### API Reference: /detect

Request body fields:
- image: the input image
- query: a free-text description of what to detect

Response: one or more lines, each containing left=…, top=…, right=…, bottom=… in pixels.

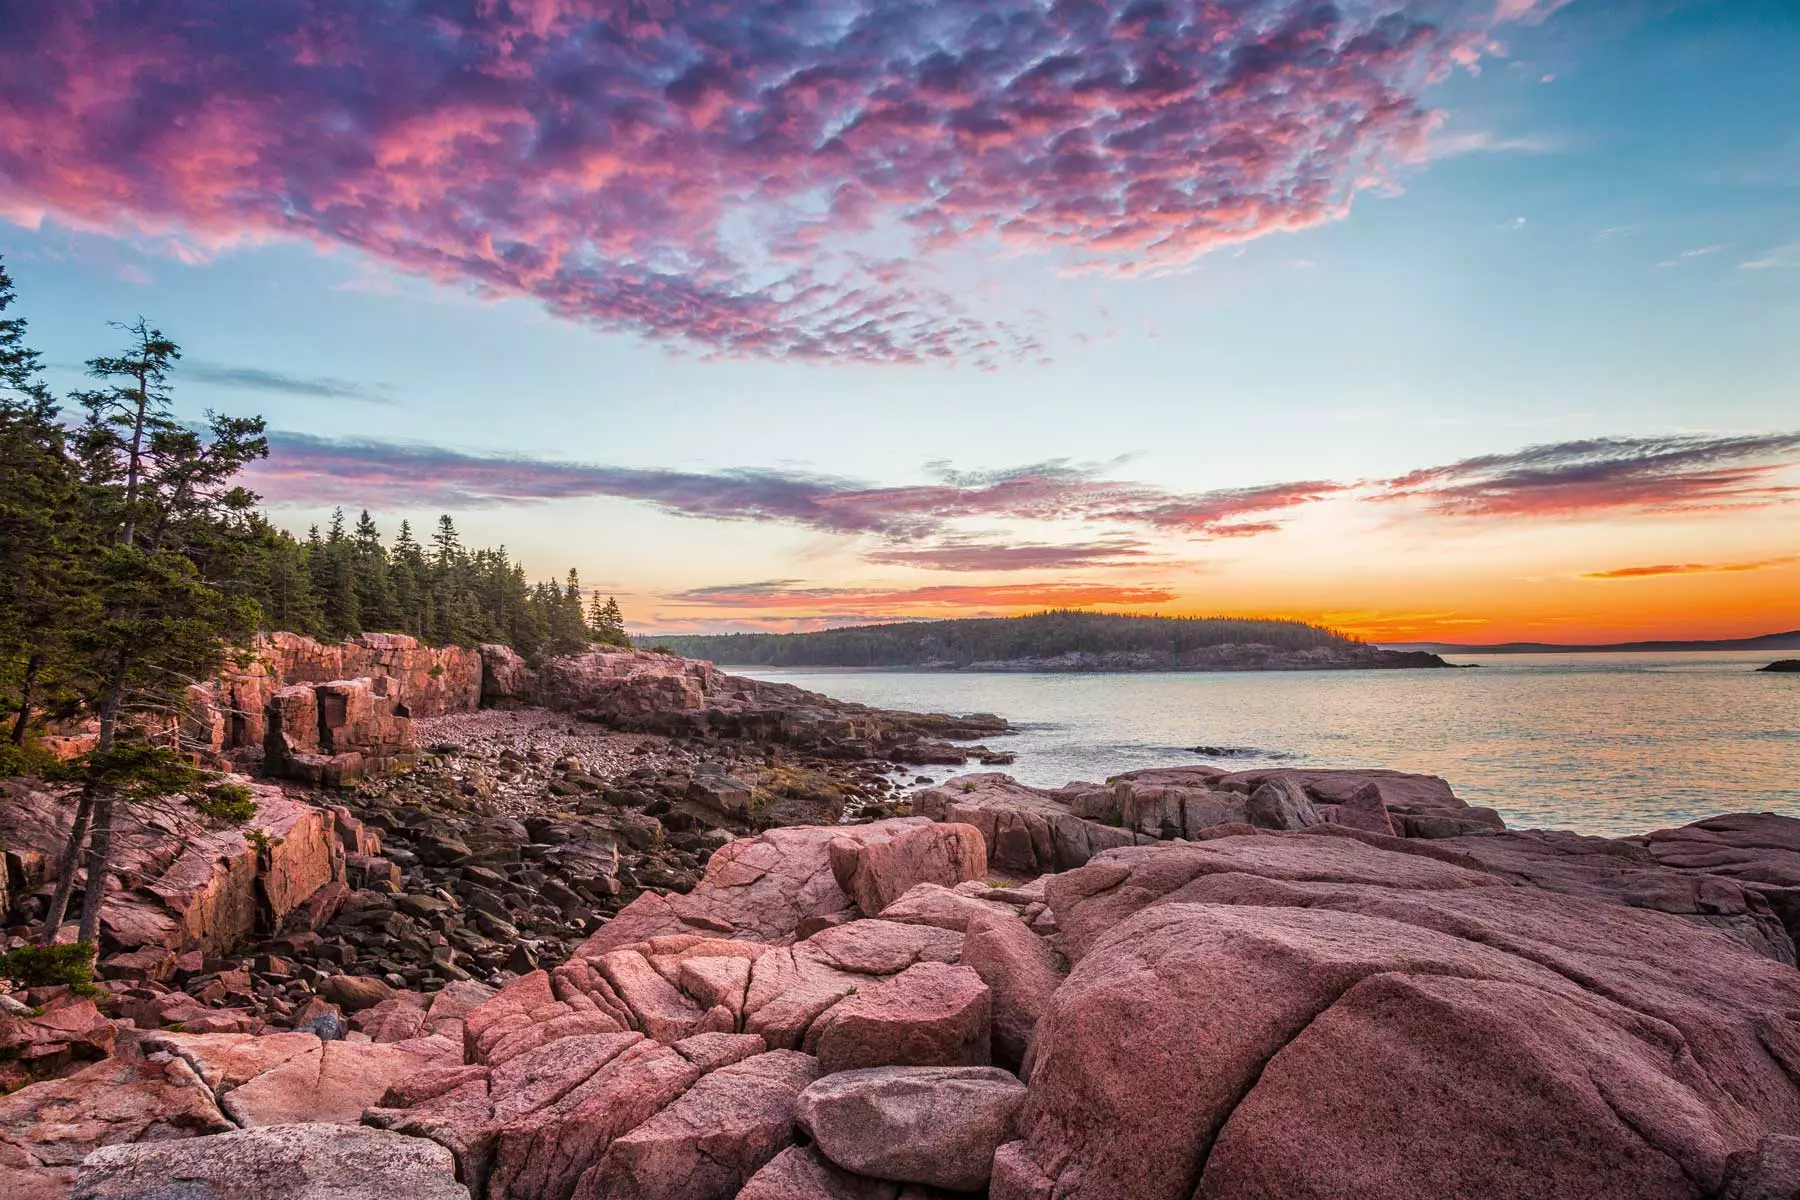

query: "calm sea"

left=741, top=652, right=1799, bottom=837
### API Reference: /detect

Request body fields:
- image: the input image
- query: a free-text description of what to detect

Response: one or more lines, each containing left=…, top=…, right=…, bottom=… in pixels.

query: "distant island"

left=645, top=611, right=1452, bottom=672
left=1762, top=659, right=1800, bottom=673
left=1382, top=629, right=1800, bottom=654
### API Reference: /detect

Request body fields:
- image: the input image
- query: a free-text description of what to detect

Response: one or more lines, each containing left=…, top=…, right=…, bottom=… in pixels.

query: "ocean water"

left=741, top=652, right=1799, bottom=837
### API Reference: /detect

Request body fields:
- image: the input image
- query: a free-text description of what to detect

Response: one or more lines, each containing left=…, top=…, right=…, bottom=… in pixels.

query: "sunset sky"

left=2, top=0, right=1796, bottom=643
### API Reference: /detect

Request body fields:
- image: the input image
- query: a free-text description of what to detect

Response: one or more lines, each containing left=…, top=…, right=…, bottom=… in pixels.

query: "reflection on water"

left=742, top=652, right=1799, bottom=837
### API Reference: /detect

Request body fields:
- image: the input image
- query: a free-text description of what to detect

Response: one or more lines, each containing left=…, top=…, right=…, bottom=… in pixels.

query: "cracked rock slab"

left=72, top=1123, right=469, bottom=1199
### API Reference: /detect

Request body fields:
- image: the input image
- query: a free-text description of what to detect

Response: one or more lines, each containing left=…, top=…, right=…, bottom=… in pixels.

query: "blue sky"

left=1, top=0, right=1796, bottom=639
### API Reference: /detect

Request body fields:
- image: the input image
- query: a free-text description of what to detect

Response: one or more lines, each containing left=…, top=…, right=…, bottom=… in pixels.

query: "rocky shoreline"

left=5, top=636, right=1800, bottom=1198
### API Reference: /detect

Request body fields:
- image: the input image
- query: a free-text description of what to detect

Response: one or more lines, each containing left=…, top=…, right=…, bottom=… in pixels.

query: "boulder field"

left=8, top=637, right=1800, bottom=1198
left=6, top=772, right=1800, bottom=1198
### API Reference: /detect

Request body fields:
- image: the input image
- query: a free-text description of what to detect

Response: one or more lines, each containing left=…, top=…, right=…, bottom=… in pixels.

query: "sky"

left=1, top=0, right=1796, bottom=643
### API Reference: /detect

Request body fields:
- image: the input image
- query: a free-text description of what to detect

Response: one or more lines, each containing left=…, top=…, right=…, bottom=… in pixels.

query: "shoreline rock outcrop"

left=479, top=646, right=1008, bottom=764
left=10, top=639, right=1800, bottom=1200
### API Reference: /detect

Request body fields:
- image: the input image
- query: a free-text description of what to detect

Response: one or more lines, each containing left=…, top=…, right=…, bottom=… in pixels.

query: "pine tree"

left=351, top=510, right=396, bottom=632
left=0, top=259, right=93, bottom=750
left=591, top=596, right=630, bottom=647
left=48, top=322, right=265, bottom=944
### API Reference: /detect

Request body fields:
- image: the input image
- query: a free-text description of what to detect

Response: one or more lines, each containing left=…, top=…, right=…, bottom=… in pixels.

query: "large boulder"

left=574, top=1049, right=819, bottom=1200
left=0, top=1054, right=233, bottom=1200
left=579, top=819, right=954, bottom=953
left=994, top=836, right=1800, bottom=1200
left=811, top=962, right=991, bottom=1074
left=1219, top=767, right=1504, bottom=838
left=912, top=775, right=1142, bottom=875
left=797, top=1066, right=1027, bottom=1191
left=962, top=910, right=1065, bottom=1071
left=72, top=1123, right=469, bottom=1199
left=828, top=823, right=987, bottom=917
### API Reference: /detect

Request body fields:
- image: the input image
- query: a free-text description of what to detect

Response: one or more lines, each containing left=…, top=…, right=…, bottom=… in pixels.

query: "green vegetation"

left=0, top=254, right=629, bottom=946
left=191, top=779, right=257, bottom=824
left=0, top=942, right=98, bottom=995
left=651, top=610, right=1373, bottom=668
left=255, top=510, right=630, bottom=659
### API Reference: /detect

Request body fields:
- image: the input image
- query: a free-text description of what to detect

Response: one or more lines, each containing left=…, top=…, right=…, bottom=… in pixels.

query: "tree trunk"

left=9, top=651, right=40, bottom=744
left=75, top=792, right=114, bottom=946
left=66, top=654, right=128, bottom=946
left=38, top=787, right=94, bottom=942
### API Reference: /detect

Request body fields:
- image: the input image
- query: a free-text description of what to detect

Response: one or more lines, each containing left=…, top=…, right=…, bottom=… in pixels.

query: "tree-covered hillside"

left=646, top=611, right=1444, bottom=671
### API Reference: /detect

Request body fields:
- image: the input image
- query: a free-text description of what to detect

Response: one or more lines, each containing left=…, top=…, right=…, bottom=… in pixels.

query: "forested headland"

left=0, top=255, right=626, bottom=767
left=648, top=611, right=1450, bottom=671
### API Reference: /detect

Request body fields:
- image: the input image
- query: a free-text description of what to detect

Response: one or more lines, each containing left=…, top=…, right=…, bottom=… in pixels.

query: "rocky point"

left=7, top=634, right=1800, bottom=1199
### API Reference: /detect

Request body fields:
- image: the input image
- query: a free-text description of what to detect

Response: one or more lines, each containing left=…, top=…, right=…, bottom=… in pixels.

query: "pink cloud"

left=666, top=580, right=1177, bottom=613
left=0, top=0, right=1548, bottom=362
left=1374, top=433, right=1800, bottom=518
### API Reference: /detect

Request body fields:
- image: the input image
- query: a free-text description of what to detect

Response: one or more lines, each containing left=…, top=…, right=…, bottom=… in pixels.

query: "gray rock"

left=796, top=1065, right=1027, bottom=1191
left=73, top=1124, right=469, bottom=1199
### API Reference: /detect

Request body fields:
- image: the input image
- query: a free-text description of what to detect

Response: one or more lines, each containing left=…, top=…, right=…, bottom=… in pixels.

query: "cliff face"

left=182, top=633, right=483, bottom=769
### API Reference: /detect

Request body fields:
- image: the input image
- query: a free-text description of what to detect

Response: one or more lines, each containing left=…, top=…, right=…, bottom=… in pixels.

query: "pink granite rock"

left=961, top=911, right=1064, bottom=1071
left=997, top=836, right=1800, bottom=1200
left=0, top=1054, right=233, bottom=1200
left=574, top=1049, right=819, bottom=1200
left=811, top=962, right=991, bottom=1074
left=827, top=823, right=987, bottom=917
left=579, top=819, right=953, bottom=953
left=796, top=1065, right=1026, bottom=1191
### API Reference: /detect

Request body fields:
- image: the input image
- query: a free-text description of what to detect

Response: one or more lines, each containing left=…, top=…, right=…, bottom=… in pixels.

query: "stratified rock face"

left=189, top=633, right=482, bottom=768
left=0, top=995, right=117, bottom=1091
left=72, top=1123, right=470, bottom=1200
left=0, top=779, right=358, bottom=958
left=994, top=835, right=1800, bottom=1200
left=264, top=676, right=418, bottom=787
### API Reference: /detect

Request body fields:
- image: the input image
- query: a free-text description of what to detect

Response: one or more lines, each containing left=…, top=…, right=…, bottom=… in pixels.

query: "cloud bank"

left=1375, top=434, right=1800, bottom=517
left=251, top=432, right=1349, bottom=552
left=1, top=0, right=1547, bottom=362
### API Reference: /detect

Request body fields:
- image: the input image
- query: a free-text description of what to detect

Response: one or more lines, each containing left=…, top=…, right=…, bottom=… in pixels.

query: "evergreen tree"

left=0, top=261, right=94, bottom=750
left=591, top=596, right=630, bottom=648
left=46, top=320, right=266, bottom=944
left=318, top=508, right=360, bottom=638
left=351, top=510, right=397, bottom=632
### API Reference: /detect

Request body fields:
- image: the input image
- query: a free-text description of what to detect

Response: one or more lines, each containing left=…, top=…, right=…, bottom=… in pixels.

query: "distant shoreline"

left=1381, top=630, right=1800, bottom=654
